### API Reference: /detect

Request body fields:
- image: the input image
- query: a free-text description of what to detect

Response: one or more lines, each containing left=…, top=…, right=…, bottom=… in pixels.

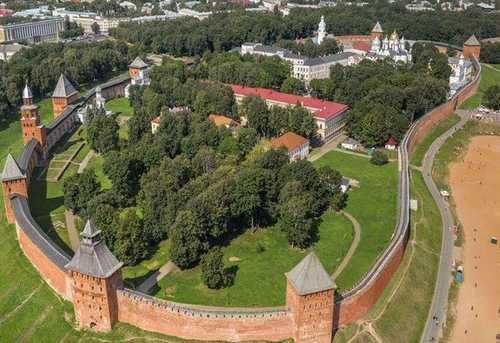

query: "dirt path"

left=136, top=261, right=177, bottom=294
left=449, top=135, right=500, bottom=342
left=332, top=211, right=361, bottom=281
left=77, top=150, right=95, bottom=174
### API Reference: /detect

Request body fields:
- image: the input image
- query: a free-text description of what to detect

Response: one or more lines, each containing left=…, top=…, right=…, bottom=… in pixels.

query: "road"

left=420, top=111, right=469, bottom=342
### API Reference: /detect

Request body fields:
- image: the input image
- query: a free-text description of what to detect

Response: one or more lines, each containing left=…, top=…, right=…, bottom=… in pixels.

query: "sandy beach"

left=449, top=135, right=500, bottom=342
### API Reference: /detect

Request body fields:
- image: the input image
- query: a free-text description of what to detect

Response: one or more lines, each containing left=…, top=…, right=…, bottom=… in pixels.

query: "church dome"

left=390, top=31, right=399, bottom=41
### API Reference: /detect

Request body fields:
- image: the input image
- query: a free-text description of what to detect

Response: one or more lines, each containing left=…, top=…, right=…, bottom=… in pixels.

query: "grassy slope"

left=105, top=97, right=133, bottom=117
left=156, top=211, right=354, bottom=307
left=460, top=63, right=500, bottom=110
left=314, top=151, right=399, bottom=290
left=410, top=114, right=461, bottom=167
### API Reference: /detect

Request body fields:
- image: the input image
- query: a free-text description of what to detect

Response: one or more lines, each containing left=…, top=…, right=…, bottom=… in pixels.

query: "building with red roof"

left=230, top=85, right=349, bottom=142
left=270, top=132, right=310, bottom=161
left=384, top=136, right=398, bottom=150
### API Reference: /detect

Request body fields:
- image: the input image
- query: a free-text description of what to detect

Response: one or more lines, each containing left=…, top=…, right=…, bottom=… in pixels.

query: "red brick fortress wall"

left=116, top=289, right=294, bottom=342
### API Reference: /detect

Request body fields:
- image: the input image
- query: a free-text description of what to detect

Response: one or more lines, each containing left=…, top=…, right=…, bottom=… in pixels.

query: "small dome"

left=22, top=83, right=33, bottom=99
left=390, top=31, right=399, bottom=41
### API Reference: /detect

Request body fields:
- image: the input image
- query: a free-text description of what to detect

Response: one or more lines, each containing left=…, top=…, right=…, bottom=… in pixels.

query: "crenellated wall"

left=117, top=289, right=294, bottom=342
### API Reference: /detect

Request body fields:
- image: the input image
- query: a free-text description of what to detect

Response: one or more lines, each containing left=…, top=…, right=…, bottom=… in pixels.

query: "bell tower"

left=20, top=83, right=46, bottom=147
left=66, top=220, right=123, bottom=331
left=286, top=253, right=336, bottom=343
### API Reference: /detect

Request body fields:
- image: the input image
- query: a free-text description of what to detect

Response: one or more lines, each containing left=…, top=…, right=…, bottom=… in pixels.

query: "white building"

left=0, top=43, right=28, bottom=61
left=448, top=53, right=473, bottom=97
left=341, top=137, right=360, bottom=151
left=366, top=31, right=412, bottom=63
left=270, top=132, right=310, bottom=161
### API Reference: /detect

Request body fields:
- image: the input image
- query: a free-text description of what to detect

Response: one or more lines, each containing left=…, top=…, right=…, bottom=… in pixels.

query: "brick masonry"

left=4, top=52, right=481, bottom=342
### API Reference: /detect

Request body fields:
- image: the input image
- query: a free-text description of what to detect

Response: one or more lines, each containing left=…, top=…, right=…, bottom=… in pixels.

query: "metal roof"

left=52, top=74, right=78, bottom=98
left=129, top=56, right=148, bottom=69
left=372, top=21, right=383, bottom=33
left=19, top=139, right=38, bottom=173
left=1, top=154, right=25, bottom=181
left=285, top=252, right=335, bottom=295
left=65, top=220, right=123, bottom=278
left=464, top=35, right=480, bottom=46
left=22, top=84, right=33, bottom=99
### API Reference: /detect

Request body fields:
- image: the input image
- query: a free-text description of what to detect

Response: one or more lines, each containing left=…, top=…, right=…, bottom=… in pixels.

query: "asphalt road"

left=420, top=111, right=469, bottom=343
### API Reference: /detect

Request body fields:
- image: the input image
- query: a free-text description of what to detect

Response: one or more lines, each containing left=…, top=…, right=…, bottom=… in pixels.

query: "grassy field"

left=314, top=151, right=399, bottom=290
left=410, top=114, right=461, bottom=167
left=333, top=171, right=442, bottom=343
left=460, top=64, right=500, bottom=110
left=87, top=154, right=112, bottom=190
left=105, top=97, right=133, bottom=117
left=155, top=210, right=354, bottom=307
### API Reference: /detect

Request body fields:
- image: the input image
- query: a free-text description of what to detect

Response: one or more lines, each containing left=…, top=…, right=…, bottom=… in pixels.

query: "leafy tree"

left=113, top=209, right=148, bottom=265
left=88, top=202, right=118, bottom=250
left=481, top=43, right=500, bottom=64
left=484, top=85, right=500, bottom=110
left=240, top=96, right=271, bottom=137
left=86, top=112, right=120, bottom=153
left=257, top=148, right=289, bottom=171
left=331, top=191, right=348, bottom=212
left=236, top=127, right=259, bottom=156
left=91, top=22, right=100, bottom=34
left=201, top=248, right=231, bottom=289
left=280, top=77, right=306, bottom=95
left=63, top=169, right=101, bottom=216
left=370, top=150, right=389, bottom=165
left=170, top=210, right=206, bottom=269
left=279, top=193, right=316, bottom=248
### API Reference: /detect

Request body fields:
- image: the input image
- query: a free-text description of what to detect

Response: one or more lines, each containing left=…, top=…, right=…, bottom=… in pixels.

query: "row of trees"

left=0, top=40, right=141, bottom=125
left=110, top=4, right=500, bottom=56
left=480, top=42, right=500, bottom=64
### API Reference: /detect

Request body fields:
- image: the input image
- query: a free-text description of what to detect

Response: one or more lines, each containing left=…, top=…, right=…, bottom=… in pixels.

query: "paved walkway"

left=77, top=150, right=94, bottom=174
left=332, top=211, right=361, bottom=281
left=65, top=210, right=80, bottom=251
left=136, top=261, right=177, bottom=293
left=308, top=134, right=345, bottom=162
left=420, top=110, right=469, bottom=342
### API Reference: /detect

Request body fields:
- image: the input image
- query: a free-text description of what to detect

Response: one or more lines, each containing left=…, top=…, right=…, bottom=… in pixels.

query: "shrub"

left=201, top=248, right=231, bottom=289
left=370, top=150, right=389, bottom=166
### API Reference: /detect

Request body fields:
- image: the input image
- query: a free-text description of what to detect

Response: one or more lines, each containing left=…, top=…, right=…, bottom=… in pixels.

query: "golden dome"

left=390, top=31, right=399, bottom=41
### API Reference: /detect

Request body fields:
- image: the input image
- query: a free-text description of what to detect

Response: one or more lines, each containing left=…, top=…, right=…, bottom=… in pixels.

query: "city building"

left=0, top=43, right=28, bottom=61
left=366, top=31, right=412, bottom=63
left=448, top=53, right=473, bottom=96
left=231, top=85, right=349, bottom=142
left=240, top=43, right=361, bottom=84
left=270, top=132, right=310, bottom=160
left=52, top=74, right=79, bottom=117
left=0, top=17, right=64, bottom=43
left=207, top=114, right=240, bottom=130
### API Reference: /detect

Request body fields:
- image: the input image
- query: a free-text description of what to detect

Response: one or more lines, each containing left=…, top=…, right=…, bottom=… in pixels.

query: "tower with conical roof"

left=20, top=83, right=46, bottom=147
left=371, top=21, right=384, bottom=40
left=285, top=252, right=336, bottom=343
left=66, top=220, right=123, bottom=331
left=1, top=154, right=27, bottom=223
left=52, top=74, right=79, bottom=118
left=463, top=34, right=481, bottom=60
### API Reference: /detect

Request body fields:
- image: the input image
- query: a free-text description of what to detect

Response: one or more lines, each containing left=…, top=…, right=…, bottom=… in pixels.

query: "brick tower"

left=285, top=253, right=336, bottom=343
left=463, top=35, right=481, bottom=60
left=65, top=220, right=123, bottom=331
left=20, top=84, right=46, bottom=147
left=371, top=21, right=384, bottom=41
left=1, top=154, right=27, bottom=224
left=52, top=74, right=78, bottom=117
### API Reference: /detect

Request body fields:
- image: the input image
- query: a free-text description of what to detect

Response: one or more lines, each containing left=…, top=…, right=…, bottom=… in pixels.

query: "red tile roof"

left=230, top=85, right=348, bottom=121
left=270, top=132, right=309, bottom=152
left=385, top=136, right=398, bottom=146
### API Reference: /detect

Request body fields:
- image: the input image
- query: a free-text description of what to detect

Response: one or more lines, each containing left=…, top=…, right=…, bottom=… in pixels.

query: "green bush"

left=370, top=150, right=389, bottom=166
left=201, top=248, right=231, bottom=289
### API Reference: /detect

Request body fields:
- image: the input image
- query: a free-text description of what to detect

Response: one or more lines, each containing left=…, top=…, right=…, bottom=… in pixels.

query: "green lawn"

left=155, top=210, right=354, bottom=307
left=105, top=97, right=133, bottom=117
left=410, top=114, right=461, bottom=167
left=314, top=151, right=399, bottom=290
left=87, top=154, right=112, bottom=190
left=460, top=63, right=500, bottom=110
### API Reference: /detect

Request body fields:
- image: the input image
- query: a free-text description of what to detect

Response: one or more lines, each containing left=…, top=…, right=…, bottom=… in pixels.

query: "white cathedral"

left=366, top=30, right=412, bottom=63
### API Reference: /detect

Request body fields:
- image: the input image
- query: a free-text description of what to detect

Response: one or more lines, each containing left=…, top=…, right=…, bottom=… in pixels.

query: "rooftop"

left=52, top=74, right=77, bottom=98
left=464, top=34, right=480, bottom=46
left=1, top=153, right=25, bottom=181
left=285, top=252, right=335, bottom=295
left=270, top=132, right=309, bottom=152
left=208, top=114, right=239, bottom=128
left=230, top=85, right=349, bottom=120
left=129, top=56, right=148, bottom=69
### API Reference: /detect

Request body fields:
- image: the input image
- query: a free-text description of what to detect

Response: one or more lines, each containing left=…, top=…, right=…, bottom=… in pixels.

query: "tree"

left=236, top=127, right=259, bottom=156
left=280, top=77, right=306, bottom=95
left=63, top=169, right=101, bottom=216
left=170, top=210, right=206, bottom=269
left=86, top=112, right=119, bottom=153
left=91, top=22, right=100, bottom=34
left=279, top=193, right=316, bottom=248
left=201, top=247, right=231, bottom=289
left=240, top=96, right=271, bottom=137
left=113, top=208, right=148, bottom=265
left=257, top=148, right=289, bottom=171
left=370, top=150, right=389, bottom=165
left=484, top=85, right=500, bottom=110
